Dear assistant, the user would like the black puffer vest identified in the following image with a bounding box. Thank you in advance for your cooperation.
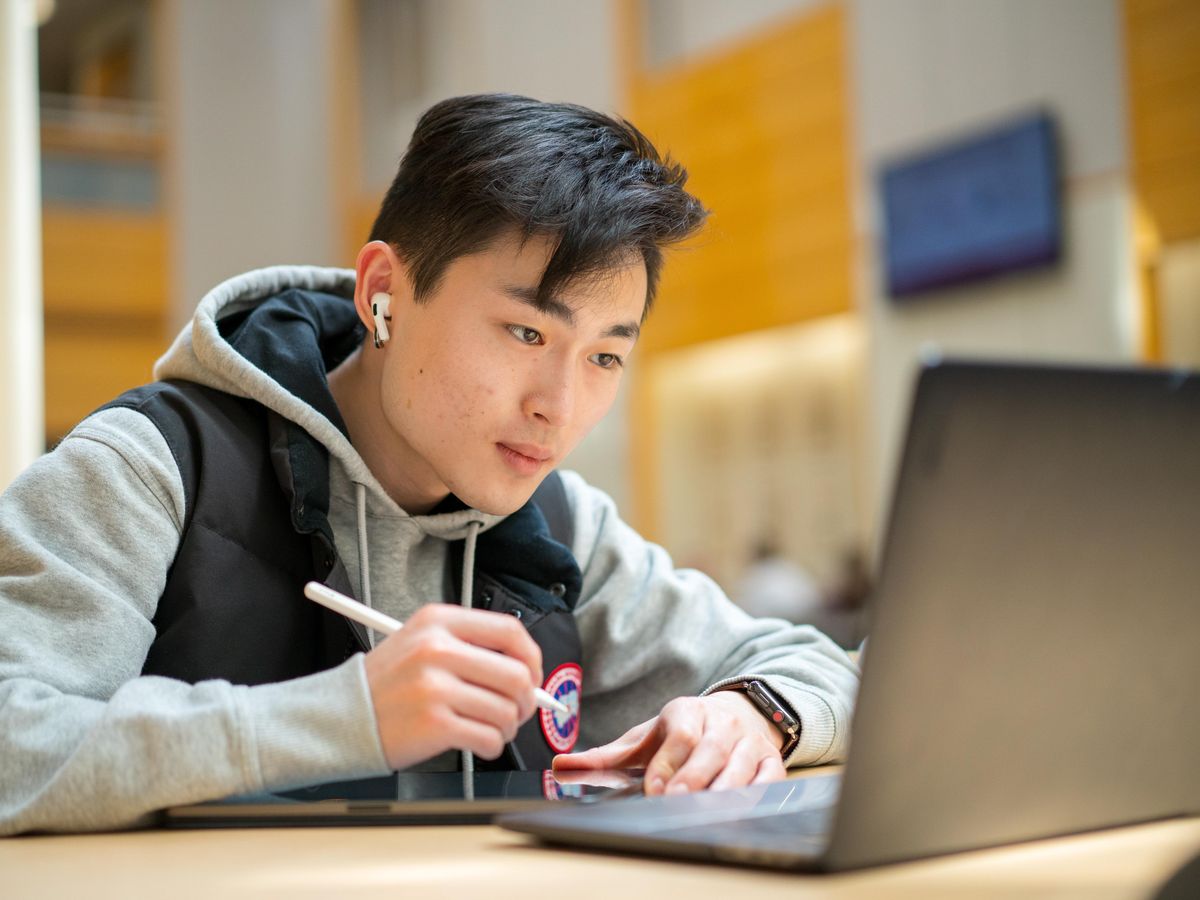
[101,301,585,770]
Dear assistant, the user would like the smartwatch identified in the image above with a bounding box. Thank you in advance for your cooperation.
[715,679,802,759]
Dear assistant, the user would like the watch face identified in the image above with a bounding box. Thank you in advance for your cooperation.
[714,681,800,756]
[741,681,800,751]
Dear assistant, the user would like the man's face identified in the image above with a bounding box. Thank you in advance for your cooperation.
[378,233,646,515]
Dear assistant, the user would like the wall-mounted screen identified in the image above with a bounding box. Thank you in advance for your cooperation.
[880,111,1062,299]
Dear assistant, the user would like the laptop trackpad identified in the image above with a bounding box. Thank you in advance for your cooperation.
[648,775,839,859]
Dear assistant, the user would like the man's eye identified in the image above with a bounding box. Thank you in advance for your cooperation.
[590,353,624,370]
[507,325,543,345]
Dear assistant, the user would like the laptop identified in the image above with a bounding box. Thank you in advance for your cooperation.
[161,768,642,828]
[500,358,1200,870]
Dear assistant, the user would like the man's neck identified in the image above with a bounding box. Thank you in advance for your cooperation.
[326,347,448,515]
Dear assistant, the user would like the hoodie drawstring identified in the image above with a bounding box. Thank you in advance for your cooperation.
[351,484,486,792]
[354,482,375,649]
[460,519,483,795]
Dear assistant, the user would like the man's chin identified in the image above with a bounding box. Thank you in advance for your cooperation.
[455,480,543,517]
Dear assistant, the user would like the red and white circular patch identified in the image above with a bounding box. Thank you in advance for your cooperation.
[539,662,582,753]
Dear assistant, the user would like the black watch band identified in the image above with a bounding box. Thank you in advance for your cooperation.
[717,679,802,759]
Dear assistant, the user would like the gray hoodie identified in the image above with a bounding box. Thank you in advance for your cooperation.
[0,266,859,835]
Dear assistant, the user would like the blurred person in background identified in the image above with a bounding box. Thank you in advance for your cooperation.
[827,546,871,614]
[734,539,824,623]
[736,541,872,651]
[0,94,858,835]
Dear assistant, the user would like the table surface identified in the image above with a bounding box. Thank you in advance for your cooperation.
[5,767,1199,900]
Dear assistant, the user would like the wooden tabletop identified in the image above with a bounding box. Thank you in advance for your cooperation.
[5,807,1198,899]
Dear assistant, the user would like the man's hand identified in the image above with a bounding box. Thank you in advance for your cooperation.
[552,692,788,796]
[363,604,542,770]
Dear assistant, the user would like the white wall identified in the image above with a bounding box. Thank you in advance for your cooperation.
[0,0,44,485]
[643,0,820,68]
[163,0,342,325]
[849,0,1134,537]
[362,0,618,193]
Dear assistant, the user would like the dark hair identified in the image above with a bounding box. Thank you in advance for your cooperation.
[368,93,707,316]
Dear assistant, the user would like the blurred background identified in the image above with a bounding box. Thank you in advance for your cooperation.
[2,0,1197,647]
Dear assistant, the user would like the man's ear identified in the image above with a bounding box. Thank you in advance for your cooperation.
[352,241,411,335]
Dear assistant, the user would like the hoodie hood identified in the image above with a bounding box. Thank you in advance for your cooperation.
[154,265,506,543]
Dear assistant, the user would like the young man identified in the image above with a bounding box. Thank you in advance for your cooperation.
[0,94,858,835]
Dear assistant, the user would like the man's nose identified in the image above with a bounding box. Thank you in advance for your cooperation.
[523,359,575,426]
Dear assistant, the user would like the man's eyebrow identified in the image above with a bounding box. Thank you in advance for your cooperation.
[502,284,575,325]
[501,283,640,341]
[603,321,641,341]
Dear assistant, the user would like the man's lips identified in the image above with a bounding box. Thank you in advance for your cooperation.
[496,442,552,476]
[498,442,553,462]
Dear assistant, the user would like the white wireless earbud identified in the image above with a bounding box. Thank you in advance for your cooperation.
[371,292,391,347]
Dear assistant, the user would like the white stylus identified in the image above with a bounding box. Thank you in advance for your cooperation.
[303,580,571,717]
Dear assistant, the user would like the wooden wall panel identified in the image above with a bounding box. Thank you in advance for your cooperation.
[627,4,854,355]
[42,208,168,318]
[1124,0,1200,244]
[41,208,168,441]
[347,196,381,267]
[44,330,166,441]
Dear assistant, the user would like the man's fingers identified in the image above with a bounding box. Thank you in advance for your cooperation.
[432,638,540,720]
[365,605,549,770]
[709,736,776,792]
[659,711,739,795]
[643,702,707,795]
[555,693,794,797]
[411,605,543,684]
[552,718,659,771]
[440,710,511,760]
[750,752,788,785]
[443,679,524,743]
